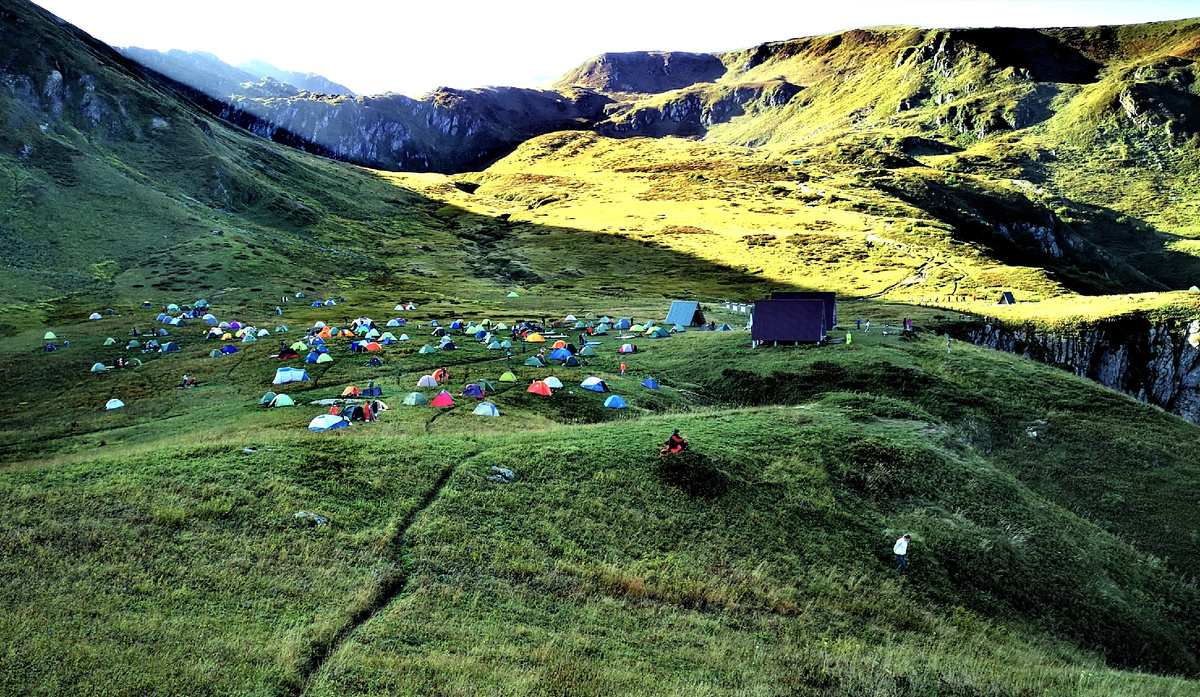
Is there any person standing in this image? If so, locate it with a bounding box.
[856,318,861,330]
[620,361,627,376]
[865,320,871,333]
[894,534,911,574]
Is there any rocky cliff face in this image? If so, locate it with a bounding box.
[966,318,1200,423]
[596,79,801,138]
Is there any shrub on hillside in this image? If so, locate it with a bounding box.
[652,450,731,498]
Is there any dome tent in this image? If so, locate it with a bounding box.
[90,363,108,372]
[526,381,552,396]
[417,375,439,387]
[543,376,564,389]
[499,371,518,383]
[580,377,607,392]
[473,402,500,416]
[259,391,278,405]
[308,414,351,431]
[604,395,627,409]
[641,377,660,389]
[402,392,430,406]
[430,391,455,407]
[105,398,125,410]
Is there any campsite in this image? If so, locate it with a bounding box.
[5,1,1200,693]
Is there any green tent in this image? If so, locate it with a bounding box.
[127,340,141,348]
[579,345,597,356]
[209,349,222,358]
[130,358,142,366]
[275,326,289,333]
[524,356,545,367]
[419,345,437,354]
[291,341,308,351]
[487,341,503,350]
[43,331,56,340]
[650,328,671,338]
[379,333,397,342]
[501,340,512,348]
[631,325,645,333]
[573,321,587,329]
[356,325,371,335]
[90,362,107,372]
[672,324,686,333]
[270,394,295,407]
[507,291,520,298]
[316,353,334,364]
[403,392,430,406]
[104,337,117,346]
[495,323,508,330]
[593,326,609,335]
[477,379,497,392]
[166,304,180,313]
[259,391,277,405]
[499,371,518,383]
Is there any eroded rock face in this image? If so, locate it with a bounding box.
[967,318,1200,423]
[552,51,728,94]
[596,80,802,138]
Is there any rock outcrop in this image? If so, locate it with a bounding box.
[966,317,1200,423]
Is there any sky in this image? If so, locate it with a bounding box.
[32,0,1200,97]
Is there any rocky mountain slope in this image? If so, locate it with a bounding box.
[118,47,354,98]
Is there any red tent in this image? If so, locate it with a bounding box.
[365,342,383,351]
[526,381,552,396]
[430,391,454,407]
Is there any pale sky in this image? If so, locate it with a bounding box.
[32,0,1200,97]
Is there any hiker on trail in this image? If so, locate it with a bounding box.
[865,320,871,333]
[664,429,688,454]
[857,318,861,330]
[620,362,627,376]
[894,534,911,574]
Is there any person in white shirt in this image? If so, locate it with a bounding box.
[894,534,911,574]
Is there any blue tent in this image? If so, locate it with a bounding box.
[604,395,627,409]
[308,414,351,431]
[641,377,659,389]
[305,352,320,363]
[44,343,56,352]
[580,377,607,392]
[274,367,311,384]
[387,319,400,327]
[549,348,572,361]
[156,313,168,322]
[472,402,500,417]
[616,318,631,329]
[429,320,439,327]
[325,299,336,306]
[316,345,329,354]
[461,383,485,398]
[451,321,463,330]
[525,356,545,367]
[311,301,322,307]
[474,329,488,339]
[205,316,219,325]
[221,345,239,354]
[162,342,181,352]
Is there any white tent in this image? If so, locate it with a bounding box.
[273,367,311,385]
[105,398,125,410]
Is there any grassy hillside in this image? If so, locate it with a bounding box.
[3,295,1200,694]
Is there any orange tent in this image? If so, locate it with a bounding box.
[365,342,382,351]
[341,386,360,397]
[337,329,354,338]
[318,327,333,338]
[526,333,546,342]
[433,368,447,381]
[526,381,552,396]
[430,391,454,407]
[551,340,567,349]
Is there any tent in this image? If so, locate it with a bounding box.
[209,349,222,358]
[273,367,311,384]
[417,375,439,387]
[275,325,289,333]
[461,383,485,398]
[305,352,320,363]
[998,291,1017,305]
[630,325,644,333]
[562,356,581,367]
[257,329,270,337]
[665,301,706,327]
[604,395,627,409]
[500,340,512,348]
[325,300,336,306]
[157,328,170,336]
[419,345,437,354]
[105,398,125,410]
[551,340,567,349]
[487,341,503,350]
[450,321,463,330]
[564,315,577,321]
[715,324,733,331]
[402,392,430,406]
[221,345,239,354]
[259,391,277,405]
[499,371,518,383]
[526,381,552,396]
[524,356,546,367]
[495,323,508,330]
[430,391,455,407]
[241,334,258,342]
[592,326,608,335]
[291,341,308,351]
[379,333,397,342]
[573,321,587,329]
[543,376,563,389]
[205,315,219,325]
[473,402,500,416]
[526,333,545,342]
[269,394,295,407]
[618,344,636,354]
[552,321,565,329]
[104,337,117,346]
[162,342,181,352]
[507,291,520,297]
[579,346,597,357]
[641,377,660,389]
[429,321,439,327]
[474,329,488,340]
[399,334,410,341]
[90,362,107,372]
[387,319,401,327]
[89,312,102,320]
[364,342,383,352]
[308,414,351,431]
[549,348,572,361]
[365,356,385,367]
[341,386,362,397]
[219,321,230,329]
[127,340,141,349]
[650,328,671,338]
[580,377,607,392]
[316,353,334,364]
[615,319,631,329]
[342,405,367,422]
[229,321,242,330]
[439,340,457,350]
[477,379,497,392]
[672,325,686,333]
[43,331,56,340]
